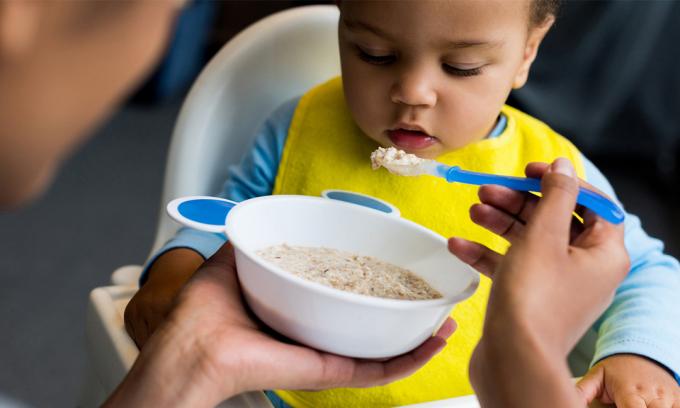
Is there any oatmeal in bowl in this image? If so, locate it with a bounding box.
[257,244,442,301]
[225,195,479,359]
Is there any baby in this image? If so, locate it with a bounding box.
[126,1,680,407]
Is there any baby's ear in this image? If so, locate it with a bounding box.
[512,16,555,89]
[0,1,40,60]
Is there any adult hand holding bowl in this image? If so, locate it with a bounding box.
[168,194,479,358]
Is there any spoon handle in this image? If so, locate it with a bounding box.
[445,166,625,225]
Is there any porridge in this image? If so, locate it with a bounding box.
[370,146,427,176]
[257,244,442,300]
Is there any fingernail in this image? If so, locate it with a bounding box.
[551,158,575,177]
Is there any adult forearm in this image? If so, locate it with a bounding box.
[103,320,229,407]
[470,318,584,408]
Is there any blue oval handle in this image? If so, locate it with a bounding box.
[167,196,238,233]
[445,167,625,224]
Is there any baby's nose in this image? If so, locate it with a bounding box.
[390,69,437,108]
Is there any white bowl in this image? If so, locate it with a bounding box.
[225,195,479,358]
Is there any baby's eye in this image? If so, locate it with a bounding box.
[443,64,483,77]
[356,46,395,65]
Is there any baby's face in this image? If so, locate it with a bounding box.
[339,0,551,159]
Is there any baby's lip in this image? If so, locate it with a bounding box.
[391,122,430,136]
[386,128,438,151]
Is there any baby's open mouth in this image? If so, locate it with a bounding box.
[387,128,438,151]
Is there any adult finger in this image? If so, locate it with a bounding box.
[433,317,457,340]
[477,184,536,220]
[571,212,629,284]
[572,212,619,251]
[524,163,588,241]
[525,162,587,239]
[526,161,613,202]
[474,185,591,244]
[353,328,455,387]
[525,161,550,179]
[470,203,526,243]
[283,318,455,390]
[376,336,448,385]
[448,237,502,279]
[524,158,580,247]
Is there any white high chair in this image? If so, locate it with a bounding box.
[82,5,340,407]
[82,5,482,407]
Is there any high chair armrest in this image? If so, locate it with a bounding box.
[110,265,143,286]
[86,286,139,391]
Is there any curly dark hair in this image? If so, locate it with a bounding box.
[531,0,561,26]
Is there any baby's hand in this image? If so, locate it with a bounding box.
[124,248,204,348]
[125,279,180,349]
[577,354,680,407]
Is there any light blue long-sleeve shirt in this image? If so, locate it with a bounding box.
[145,98,680,383]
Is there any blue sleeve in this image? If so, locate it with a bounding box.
[138,97,298,285]
[582,155,680,383]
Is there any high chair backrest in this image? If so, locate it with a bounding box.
[151,5,341,255]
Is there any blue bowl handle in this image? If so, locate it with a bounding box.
[166,196,238,233]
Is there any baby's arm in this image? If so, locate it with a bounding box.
[124,228,226,347]
[576,156,680,405]
[124,246,205,347]
[124,97,298,348]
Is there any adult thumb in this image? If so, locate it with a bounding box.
[526,158,580,246]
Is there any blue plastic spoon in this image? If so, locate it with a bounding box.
[375,156,625,225]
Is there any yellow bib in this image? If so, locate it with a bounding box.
[273,77,585,407]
